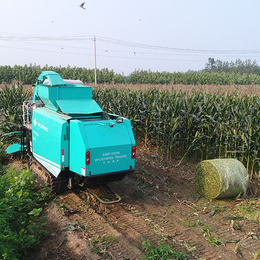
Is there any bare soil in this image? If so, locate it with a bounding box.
[6,143,259,260]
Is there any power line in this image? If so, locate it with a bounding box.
[96,36,260,54]
[0,44,207,62]
[0,34,260,67]
[0,38,207,56]
[0,45,94,56]
[1,34,260,55]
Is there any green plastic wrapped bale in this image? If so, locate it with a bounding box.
[195,159,249,199]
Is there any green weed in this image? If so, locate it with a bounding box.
[182,221,196,228]
[0,167,49,259]
[205,237,222,247]
[141,238,188,260]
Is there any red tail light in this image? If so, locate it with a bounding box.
[86,151,90,165]
[131,146,136,159]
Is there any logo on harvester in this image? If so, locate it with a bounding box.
[33,118,48,132]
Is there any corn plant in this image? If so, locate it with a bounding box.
[93,87,260,181]
[0,84,30,143]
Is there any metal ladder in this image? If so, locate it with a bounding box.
[22,101,32,129]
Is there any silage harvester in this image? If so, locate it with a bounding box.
[6,71,136,197]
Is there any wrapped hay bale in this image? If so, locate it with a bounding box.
[195,159,249,199]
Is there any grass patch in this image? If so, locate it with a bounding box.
[0,166,49,259]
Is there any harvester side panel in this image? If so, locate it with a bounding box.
[32,108,70,177]
[69,120,89,177]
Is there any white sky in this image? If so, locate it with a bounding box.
[0,0,259,75]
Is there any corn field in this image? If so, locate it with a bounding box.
[2,64,260,85]
[1,83,260,181]
[93,87,260,181]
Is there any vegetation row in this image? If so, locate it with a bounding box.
[2,61,260,85]
[93,87,260,180]
[0,154,48,259]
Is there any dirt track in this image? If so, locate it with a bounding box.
[23,144,260,260]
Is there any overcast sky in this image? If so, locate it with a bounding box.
[0,0,259,75]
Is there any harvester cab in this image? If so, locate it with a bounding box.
[8,71,136,196]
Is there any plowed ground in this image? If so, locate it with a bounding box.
[23,144,260,260]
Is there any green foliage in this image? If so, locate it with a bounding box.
[127,69,260,85]
[1,62,260,85]
[141,238,188,259]
[0,142,5,176]
[93,87,260,179]
[204,58,260,75]
[0,84,30,141]
[0,64,125,85]
[205,237,222,247]
[0,167,48,259]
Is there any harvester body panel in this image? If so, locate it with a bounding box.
[32,108,70,177]
[69,119,135,177]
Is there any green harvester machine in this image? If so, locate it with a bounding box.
[6,71,136,202]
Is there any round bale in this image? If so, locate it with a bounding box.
[195,159,249,199]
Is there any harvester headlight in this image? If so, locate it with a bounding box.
[116,117,123,123]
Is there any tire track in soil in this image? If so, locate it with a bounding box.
[150,199,260,260]
[116,204,222,260]
[199,215,260,259]
[49,170,260,259]
[168,201,260,259]
[125,166,253,260]
[63,190,221,259]
[143,206,236,260]
[128,158,259,260]
[26,151,260,259]
[124,167,223,259]
[58,191,196,259]
[59,192,143,259]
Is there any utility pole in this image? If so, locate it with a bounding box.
[94,36,97,85]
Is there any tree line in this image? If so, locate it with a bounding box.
[1,58,260,85]
[203,58,260,75]
[0,64,125,85]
